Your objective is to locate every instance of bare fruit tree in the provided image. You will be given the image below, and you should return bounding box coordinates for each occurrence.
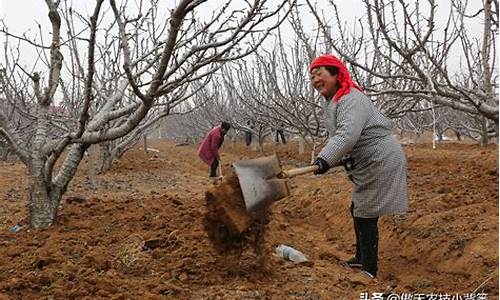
[160,0,498,154]
[216,16,328,155]
[0,0,295,228]
[306,0,498,143]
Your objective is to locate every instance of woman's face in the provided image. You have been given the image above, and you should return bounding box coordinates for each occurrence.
[310,66,338,99]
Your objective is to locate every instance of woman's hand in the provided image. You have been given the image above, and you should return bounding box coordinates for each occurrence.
[313,157,330,174]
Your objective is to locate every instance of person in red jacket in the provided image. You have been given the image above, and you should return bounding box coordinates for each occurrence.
[198,122,231,177]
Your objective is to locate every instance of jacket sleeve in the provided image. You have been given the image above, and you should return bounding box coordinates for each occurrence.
[318,93,370,167]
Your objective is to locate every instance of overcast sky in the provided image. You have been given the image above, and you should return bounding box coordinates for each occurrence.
[1,1,483,34]
[0,0,486,71]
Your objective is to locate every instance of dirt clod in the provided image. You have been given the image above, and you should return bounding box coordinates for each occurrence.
[203,173,271,264]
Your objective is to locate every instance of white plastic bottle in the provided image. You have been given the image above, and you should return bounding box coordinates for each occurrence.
[275,244,308,263]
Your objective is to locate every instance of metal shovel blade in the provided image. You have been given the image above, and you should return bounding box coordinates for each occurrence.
[233,155,290,211]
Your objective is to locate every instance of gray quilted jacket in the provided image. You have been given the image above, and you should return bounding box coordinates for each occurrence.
[319,88,409,218]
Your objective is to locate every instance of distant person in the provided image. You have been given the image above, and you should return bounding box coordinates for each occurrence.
[198,122,231,178]
[309,54,409,279]
[275,122,286,144]
[244,120,253,146]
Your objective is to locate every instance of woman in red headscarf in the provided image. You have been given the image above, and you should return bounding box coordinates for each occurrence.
[309,54,409,279]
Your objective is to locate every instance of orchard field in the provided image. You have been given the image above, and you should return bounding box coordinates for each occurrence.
[0,138,498,299]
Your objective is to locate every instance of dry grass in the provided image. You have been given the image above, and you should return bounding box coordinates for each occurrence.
[113,234,146,270]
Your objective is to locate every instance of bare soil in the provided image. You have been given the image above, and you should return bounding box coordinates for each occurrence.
[0,139,498,299]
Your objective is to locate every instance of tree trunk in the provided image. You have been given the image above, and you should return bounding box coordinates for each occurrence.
[230,134,236,149]
[415,130,423,144]
[480,118,489,147]
[257,134,264,155]
[0,146,9,161]
[99,142,114,173]
[29,144,87,228]
[298,136,305,155]
[251,134,259,152]
[493,120,499,144]
[28,103,56,228]
[28,169,58,229]
[87,145,98,189]
[143,134,148,153]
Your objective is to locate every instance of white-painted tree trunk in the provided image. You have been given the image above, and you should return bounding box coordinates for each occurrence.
[28,165,57,229]
[99,142,114,173]
[298,136,305,155]
[143,134,148,153]
[29,144,87,228]
[251,136,259,152]
[431,100,436,150]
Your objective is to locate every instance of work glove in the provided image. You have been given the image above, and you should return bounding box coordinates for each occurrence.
[313,157,330,175]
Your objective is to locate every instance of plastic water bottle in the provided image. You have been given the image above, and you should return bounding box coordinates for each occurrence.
[275,244,308,263]
[9,224,22,233]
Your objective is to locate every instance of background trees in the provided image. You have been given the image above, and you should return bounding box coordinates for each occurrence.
[0,0,295,228]
[0,0,497,228]
[306,0,498,142]
[166,0,497,148]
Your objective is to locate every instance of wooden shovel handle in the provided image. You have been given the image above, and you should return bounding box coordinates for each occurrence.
[218,160,223,177]
[281,165,319,178]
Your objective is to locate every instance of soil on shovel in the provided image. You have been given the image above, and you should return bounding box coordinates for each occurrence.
[203,172,271,264]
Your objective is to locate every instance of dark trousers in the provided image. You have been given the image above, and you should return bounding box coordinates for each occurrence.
[351,203,379,276]
[275,130,286,144]
[209,159,219,177]
[244,132,252,146]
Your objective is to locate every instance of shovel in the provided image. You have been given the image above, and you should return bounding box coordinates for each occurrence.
[218,159,223,177]
[233,154,318,211]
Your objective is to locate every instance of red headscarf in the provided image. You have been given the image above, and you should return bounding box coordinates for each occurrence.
[310,54,363,102]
